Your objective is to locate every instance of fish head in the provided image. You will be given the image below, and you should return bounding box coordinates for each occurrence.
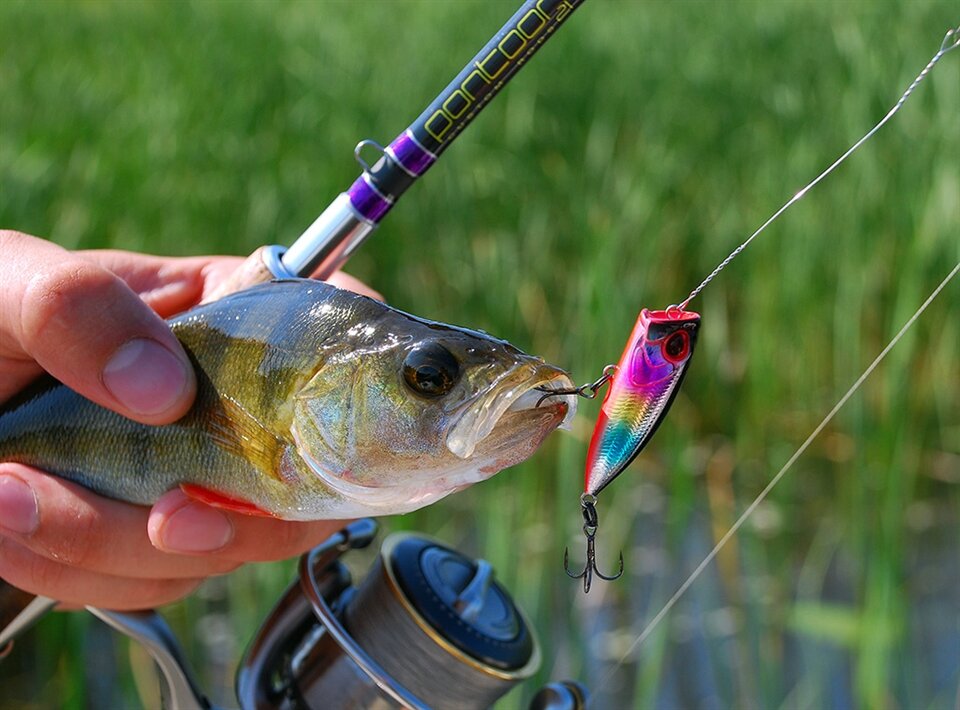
[292,308,576,514]
[584,307,700,496]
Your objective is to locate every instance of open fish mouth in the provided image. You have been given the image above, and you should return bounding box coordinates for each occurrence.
[446,367,577,459]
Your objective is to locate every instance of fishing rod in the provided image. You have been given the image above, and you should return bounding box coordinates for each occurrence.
[211,0,586,299]
[286,0,586,278]
[2,2,593,707]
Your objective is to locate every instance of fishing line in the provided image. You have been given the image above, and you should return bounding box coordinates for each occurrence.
[678,25,960,310]
[593,261,960,696]
[545,24,959,599]
[586,24,960,698]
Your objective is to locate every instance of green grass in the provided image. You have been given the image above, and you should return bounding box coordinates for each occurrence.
[1,1,958,708]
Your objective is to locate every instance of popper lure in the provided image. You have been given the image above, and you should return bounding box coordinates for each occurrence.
[547,23,960,594]
[572,309,701,591]
[540,307,701,592]
[584,308,700,498]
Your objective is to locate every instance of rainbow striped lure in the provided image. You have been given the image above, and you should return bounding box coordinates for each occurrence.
[586,307,700,497]
[543,306,700,592]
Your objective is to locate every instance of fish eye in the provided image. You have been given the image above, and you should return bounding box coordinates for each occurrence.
[661,331,690,364]
[403,342,461,397]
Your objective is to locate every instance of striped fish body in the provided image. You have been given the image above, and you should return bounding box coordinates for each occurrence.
[0,279,574,519]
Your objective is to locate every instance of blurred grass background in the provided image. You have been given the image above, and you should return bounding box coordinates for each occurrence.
[1,0,958,707]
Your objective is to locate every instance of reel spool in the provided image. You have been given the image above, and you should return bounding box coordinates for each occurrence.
[237,519,586,710]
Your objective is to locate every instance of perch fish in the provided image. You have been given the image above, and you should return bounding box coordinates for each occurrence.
[0,279,576,520]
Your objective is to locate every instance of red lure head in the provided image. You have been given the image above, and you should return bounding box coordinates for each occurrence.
[584,307,700,496]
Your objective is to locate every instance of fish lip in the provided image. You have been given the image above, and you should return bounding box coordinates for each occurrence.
[445,367,576,459]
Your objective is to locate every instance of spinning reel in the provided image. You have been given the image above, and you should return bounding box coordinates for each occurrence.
[44,520,587,709]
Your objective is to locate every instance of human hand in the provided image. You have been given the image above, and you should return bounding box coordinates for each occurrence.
[0,230,378,609]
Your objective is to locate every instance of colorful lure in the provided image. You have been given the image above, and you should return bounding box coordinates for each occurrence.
[586,307,700,497]
[545,306,701,592]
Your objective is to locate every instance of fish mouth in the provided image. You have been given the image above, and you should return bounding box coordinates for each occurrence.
[446,365,577,459]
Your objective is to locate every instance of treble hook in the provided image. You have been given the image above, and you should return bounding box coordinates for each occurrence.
[564,494,624,593]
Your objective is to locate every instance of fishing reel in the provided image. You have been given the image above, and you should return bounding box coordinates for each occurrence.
[86,519,586,709]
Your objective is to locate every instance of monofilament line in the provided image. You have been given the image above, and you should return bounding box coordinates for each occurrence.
[594,261,959,697]
[678,25,960,310]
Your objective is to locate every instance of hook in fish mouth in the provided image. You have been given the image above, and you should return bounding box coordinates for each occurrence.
[535,385,574,408]
[535,364,617,407]
[446,371,577,459]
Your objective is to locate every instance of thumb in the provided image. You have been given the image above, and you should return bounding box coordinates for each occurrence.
[0,232,196,424]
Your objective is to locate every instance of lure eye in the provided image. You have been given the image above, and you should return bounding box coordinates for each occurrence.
[403,342,461,397]
[661,330,690,365]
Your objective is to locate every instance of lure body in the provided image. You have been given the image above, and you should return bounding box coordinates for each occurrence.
[584,308,700,496]
[0,279,575,520]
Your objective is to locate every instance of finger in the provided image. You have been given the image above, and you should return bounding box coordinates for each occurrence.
[0,537,203,610]
[0,464,240,579]
[0,232,196,423]
[324,270,384,301]
[83,249,382,305]
[148,490,348,563]
[77,250,244,317]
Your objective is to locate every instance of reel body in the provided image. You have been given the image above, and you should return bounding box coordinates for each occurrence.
[238,519,548,709]
[4,520,586,708]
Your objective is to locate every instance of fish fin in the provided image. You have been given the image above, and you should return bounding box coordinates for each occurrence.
[180,483,277,517]
[203,396,288,483]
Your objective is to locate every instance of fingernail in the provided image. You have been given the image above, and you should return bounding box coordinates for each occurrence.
[103,338,191,416]
[159,503,234,553]
[0,475,40,535]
